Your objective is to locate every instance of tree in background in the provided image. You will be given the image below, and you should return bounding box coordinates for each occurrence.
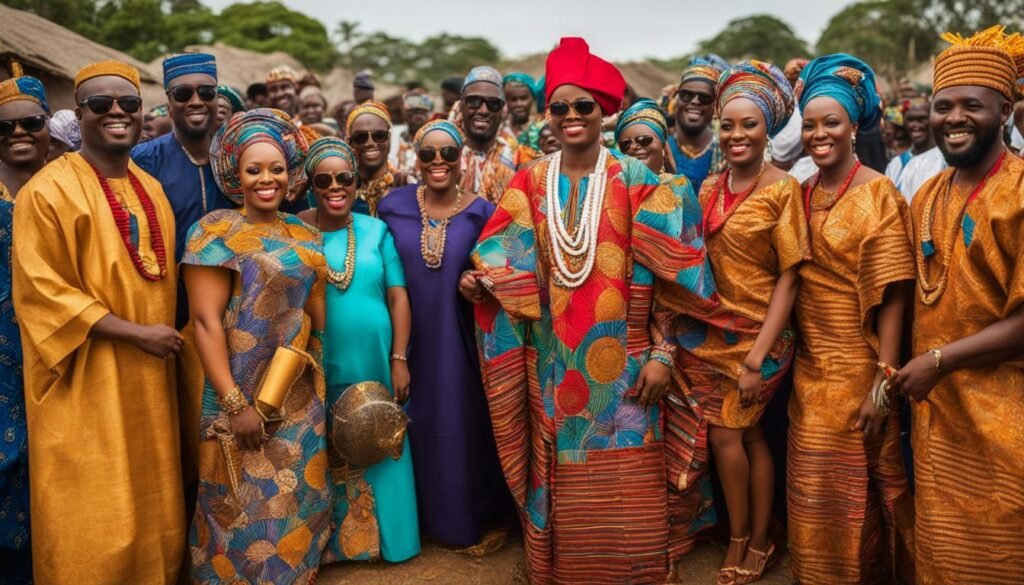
[340,30,502,84]
[215,1,336,70]
[698,15,811,66]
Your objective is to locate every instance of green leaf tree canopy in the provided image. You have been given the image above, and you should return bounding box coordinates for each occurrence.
[697,14,811,66]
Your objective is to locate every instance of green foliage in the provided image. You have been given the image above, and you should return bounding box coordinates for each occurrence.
[697,15,811,66]
[920,0,1024,36]
[214,2,336,70]
[339,29,502,84]
[817,0,936,81]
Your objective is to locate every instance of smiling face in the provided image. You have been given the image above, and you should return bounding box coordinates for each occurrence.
[299,93,326,125]
[216,96,232,128]
[801,97,858,171]
[311,155,356,220]
[167,72,217,141]
[460,81,504,145]
[239,141,288,218]
[349,114,390,176]
[618,124,664,173]
[76,76,143,156]
[547,85,603,151]
[904,104,932,151]
[719,97,768,168]
[675,80,715,136]
[540,125,560,154]
[0,100,50,171]
[505,84,535,125]
[416,130,462,192]
[267,79,297,115]
[931,85,1008,169]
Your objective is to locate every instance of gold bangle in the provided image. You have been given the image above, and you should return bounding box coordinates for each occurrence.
[390,354,407,362]
[929,348,942,373]
[219,386,249,416]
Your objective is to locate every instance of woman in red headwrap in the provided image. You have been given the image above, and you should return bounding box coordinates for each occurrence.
[459,38,726,585]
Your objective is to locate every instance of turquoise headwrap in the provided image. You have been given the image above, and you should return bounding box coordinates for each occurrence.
[796,53,881,128]
[0,76,50,114]
[305,137,357,178]
[217,85,246,114]
[503,72,542,111]
[162,53,217,89]
[716,60,795,139]
[412,119,464,150]
[210,108,309,204]
[614,98,668,143]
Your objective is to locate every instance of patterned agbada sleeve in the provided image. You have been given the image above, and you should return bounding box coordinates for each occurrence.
[855,180,916,348]
[470,167,540,509]
[772,178,812,273]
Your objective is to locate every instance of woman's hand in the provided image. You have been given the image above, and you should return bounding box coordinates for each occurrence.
[459,270,486,304]
[854,392,886,436]
[738,367,763,408]
[635,360,672,408]
[392,359,411,405]
[230,406,265,451]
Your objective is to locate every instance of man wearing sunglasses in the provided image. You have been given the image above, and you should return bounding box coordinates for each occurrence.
[457,65,516,203]
[669,57,727,191]
[132,52,232,330]
[11,60,185,584]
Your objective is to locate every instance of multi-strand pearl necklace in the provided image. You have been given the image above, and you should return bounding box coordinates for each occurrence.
[545,147,609,289]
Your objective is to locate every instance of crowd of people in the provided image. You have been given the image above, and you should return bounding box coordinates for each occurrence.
[0,21,1022,585]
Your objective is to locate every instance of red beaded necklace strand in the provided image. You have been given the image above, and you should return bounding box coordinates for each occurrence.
[89,162,168,281]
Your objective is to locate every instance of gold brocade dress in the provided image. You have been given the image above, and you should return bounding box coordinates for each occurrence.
[11,153,184,584]
[909,153,1024,585]
[789,176,916,585]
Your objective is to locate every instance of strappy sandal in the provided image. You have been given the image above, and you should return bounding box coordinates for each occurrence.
[734,541,777,584]
[717,536,750,585]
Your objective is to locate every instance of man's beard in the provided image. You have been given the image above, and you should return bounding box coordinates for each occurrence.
[178,121,210,142]
[677,118,708,137]
[465,124,497,146]
[937,122,1001,169]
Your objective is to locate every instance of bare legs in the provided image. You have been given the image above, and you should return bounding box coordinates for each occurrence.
[709,423,774,577]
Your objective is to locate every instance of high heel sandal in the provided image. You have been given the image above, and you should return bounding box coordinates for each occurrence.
[734,540,777,584]
[716,536,750,585]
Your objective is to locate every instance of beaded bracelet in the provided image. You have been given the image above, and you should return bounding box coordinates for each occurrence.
[649,343,676,369]
[219,386,249,416]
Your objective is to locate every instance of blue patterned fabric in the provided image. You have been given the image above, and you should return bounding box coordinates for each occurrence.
[162,53,217,88]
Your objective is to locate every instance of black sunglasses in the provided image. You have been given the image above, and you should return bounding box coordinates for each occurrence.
[0,115,47,137]
[462,95,505,113]
[417,145,461,164]
[312,171,357,190]
[548,99,598,118]
[349,130,390,145]
[618,135,657,152]
[168,84,218,103]
[676,89,714,106]
[78,95,143,115]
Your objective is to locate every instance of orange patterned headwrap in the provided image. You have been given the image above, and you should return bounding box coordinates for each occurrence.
[74,60,141,91]
[345,101,392,136]
[933,25,1024,100]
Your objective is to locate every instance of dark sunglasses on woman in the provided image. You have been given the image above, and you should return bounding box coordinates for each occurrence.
[548,99,598,118]
[417,145,461,164]
[0,115,48,137]
[78,95,143,115]
[618,135,656,152]
[312,171,357,189]
[349,130,389,145]
[676,89,714,106]
[462,95,505,113]
[168,84,218,103]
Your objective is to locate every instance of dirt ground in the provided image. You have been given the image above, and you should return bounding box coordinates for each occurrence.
[319,532,793,585]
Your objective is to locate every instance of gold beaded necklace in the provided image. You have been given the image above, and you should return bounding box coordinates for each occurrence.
[417,184,464,269]
[323,213,356,291]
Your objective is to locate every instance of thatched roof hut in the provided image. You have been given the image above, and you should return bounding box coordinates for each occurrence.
[0,4,164,110]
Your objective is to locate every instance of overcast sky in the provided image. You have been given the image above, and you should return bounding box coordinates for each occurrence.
[204,0,854,61]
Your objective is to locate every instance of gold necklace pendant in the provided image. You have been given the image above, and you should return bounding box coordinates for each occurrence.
[325,215,356,291]
[417,185,463,270]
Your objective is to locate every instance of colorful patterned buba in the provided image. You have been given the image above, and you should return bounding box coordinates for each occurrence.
[185,210,330,584]
[472,151,723,584]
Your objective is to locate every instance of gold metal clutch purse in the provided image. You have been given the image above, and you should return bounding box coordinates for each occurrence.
[254,346,308,421]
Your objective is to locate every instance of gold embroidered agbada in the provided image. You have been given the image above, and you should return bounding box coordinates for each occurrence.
[11,153,184,584]
[790,177,916,584]
[909,153,1024,585]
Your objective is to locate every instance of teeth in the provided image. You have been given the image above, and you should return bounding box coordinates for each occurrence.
[948,131,969,139]
[812,145,831,153]
[10,143,32,150]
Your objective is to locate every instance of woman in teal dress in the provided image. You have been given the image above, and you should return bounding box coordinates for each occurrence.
[184,110,331,584]
[298,137,420,563]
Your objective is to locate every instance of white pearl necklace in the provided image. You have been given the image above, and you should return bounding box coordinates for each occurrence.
[545,147,609,288]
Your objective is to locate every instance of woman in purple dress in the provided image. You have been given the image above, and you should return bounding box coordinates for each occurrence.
[377,120,505,547]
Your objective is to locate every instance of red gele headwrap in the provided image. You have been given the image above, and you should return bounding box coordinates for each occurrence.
[545,37,626,116]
